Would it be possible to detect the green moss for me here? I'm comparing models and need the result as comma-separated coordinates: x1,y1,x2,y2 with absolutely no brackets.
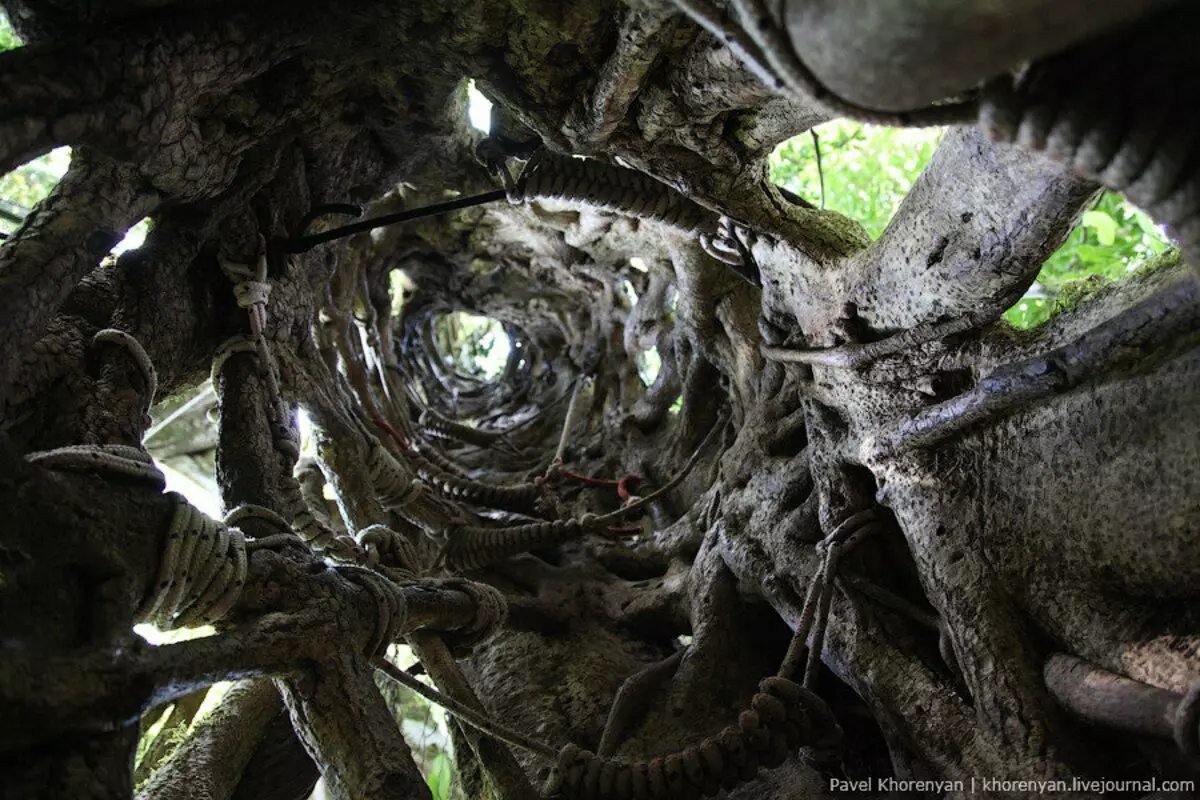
1004,192,1174,328
1126,247,1184,278
1055,274,1112,314
1003,274,1117,332
1004,248,1184,331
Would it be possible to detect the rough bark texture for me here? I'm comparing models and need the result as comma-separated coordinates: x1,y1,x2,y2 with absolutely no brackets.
1,2,1198,799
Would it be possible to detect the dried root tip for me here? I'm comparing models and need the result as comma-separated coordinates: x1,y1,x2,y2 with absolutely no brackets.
92,328,157,413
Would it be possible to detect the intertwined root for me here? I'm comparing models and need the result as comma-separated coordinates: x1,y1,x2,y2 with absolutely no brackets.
979,7,1200,269
546,676,842,799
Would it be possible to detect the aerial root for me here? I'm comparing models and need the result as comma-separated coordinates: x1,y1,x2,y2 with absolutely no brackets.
1044,653,1200,764
138,494,249,630
545,677,841,799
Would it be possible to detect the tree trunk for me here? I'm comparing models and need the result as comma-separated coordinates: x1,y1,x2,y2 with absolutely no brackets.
1,1,1197,799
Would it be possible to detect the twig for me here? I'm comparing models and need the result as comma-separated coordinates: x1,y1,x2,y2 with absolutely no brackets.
373,657,558,761
550,376,589,469
812,129,825,210
557,470,620,488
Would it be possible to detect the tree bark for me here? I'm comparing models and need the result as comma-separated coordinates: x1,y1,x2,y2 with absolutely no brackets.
1,1,1197,798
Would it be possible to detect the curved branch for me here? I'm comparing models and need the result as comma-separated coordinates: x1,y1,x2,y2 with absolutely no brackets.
0,152,159,404
1044,653,1199,756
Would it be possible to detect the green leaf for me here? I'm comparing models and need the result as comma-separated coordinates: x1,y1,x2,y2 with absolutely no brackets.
0,10,20,51
428,753,453,800
1082,210,1117,247
1003,297,1054,330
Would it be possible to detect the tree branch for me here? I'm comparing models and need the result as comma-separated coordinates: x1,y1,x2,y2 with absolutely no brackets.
564,1,679,150
854,127,1097,334
0,151,159,406
136,679,282,800
278,657,432,800
0,2,315,175
864,271,1200,459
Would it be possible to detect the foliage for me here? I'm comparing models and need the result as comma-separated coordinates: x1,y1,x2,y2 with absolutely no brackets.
769,122,1176,329
0,8,18,51
434,311,510,380
2,9,74,237
427,753,457,800
637,346,662,387
134,709,172,769
770,120,945,238
1004,191,1172,328
0,148,70,236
